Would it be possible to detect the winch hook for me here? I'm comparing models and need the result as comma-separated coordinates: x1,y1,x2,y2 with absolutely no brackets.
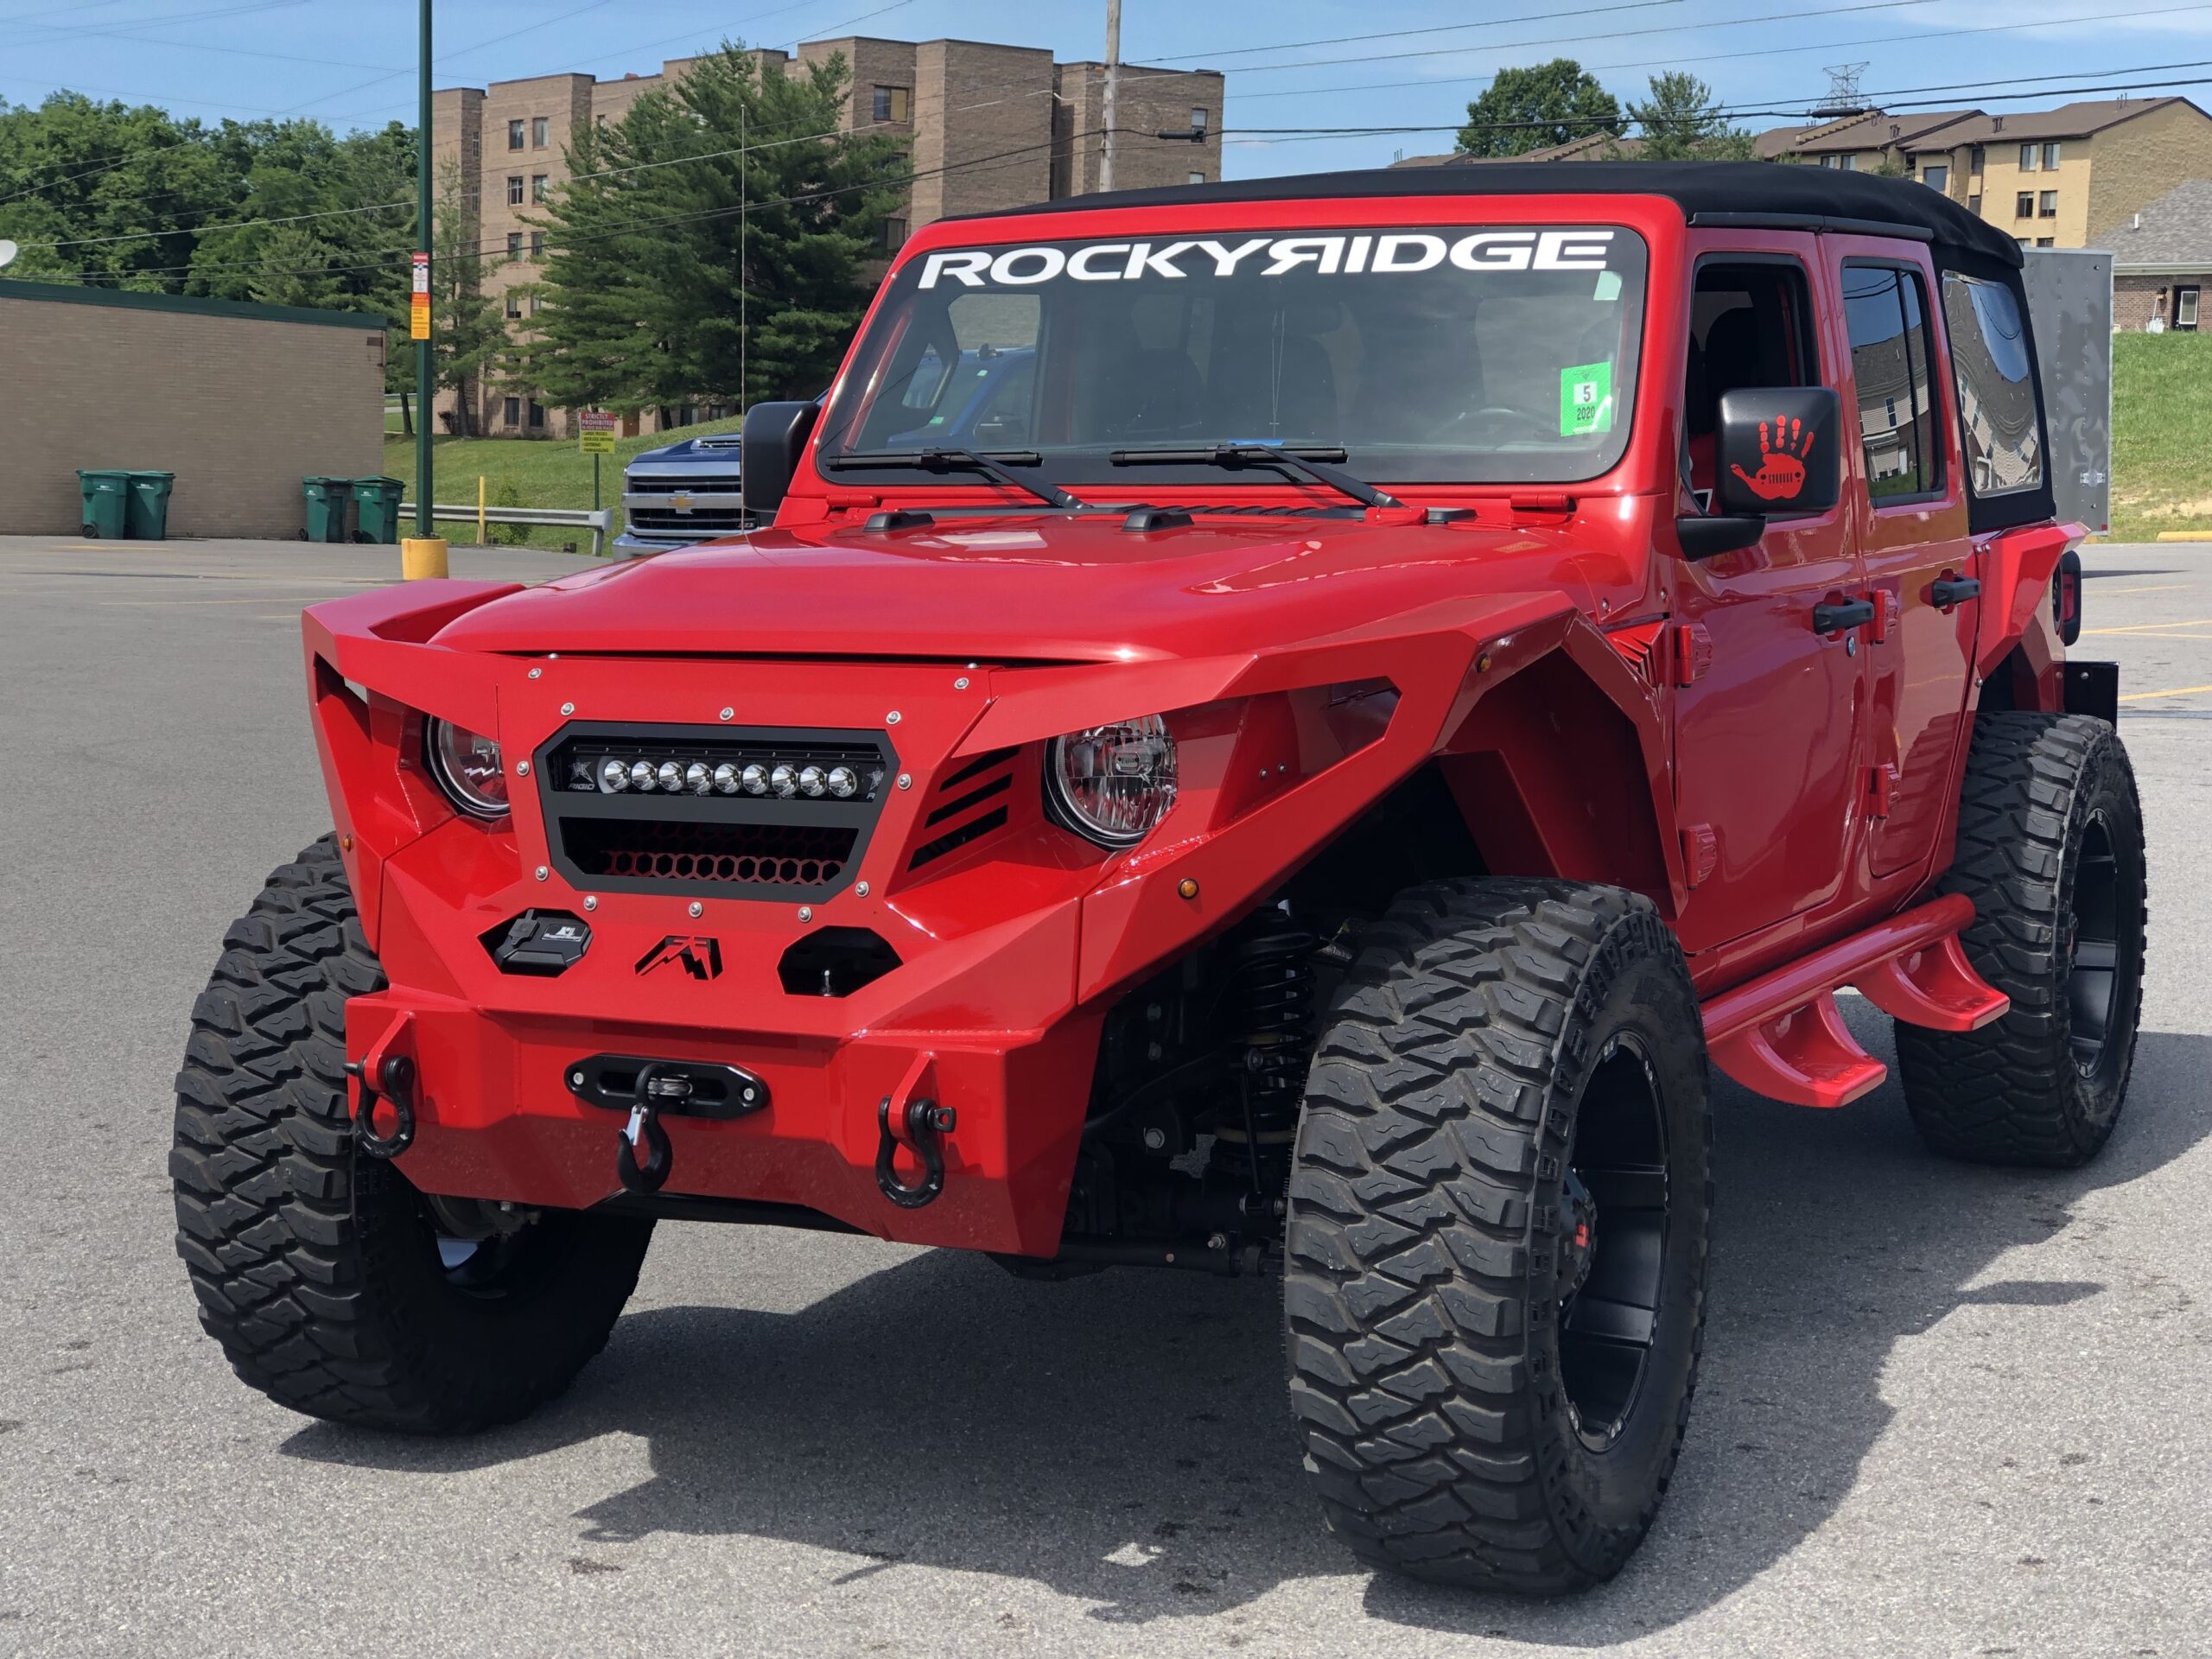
615,1065,683,1195
875,1096,956,1209
346,1052,416,1160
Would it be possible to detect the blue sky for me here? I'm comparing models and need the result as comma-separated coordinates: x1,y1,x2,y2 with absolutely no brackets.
1,0,2202,176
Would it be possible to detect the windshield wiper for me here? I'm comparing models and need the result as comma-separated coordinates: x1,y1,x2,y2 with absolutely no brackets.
1108,444,1402,510
826,448,1080,511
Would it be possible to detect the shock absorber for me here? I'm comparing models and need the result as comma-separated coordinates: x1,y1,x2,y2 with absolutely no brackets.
1219,914,1318,1181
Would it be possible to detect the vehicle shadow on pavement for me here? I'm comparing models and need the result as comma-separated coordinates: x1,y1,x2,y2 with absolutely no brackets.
283,1017,2212,1634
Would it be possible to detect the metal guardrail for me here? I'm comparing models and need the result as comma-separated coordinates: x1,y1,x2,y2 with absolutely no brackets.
398,503,613,560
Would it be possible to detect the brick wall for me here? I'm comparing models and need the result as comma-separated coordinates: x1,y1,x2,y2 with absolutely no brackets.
912,41,1056,222
1053,63,1224,195
2114,272,2211,331
2087,102,2212,240
0,285,385,537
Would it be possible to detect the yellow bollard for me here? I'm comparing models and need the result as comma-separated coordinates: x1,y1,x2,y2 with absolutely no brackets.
477,474,486,545
401,537,449,580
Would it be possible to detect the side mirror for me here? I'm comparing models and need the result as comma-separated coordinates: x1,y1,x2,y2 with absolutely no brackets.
1713,386,1841,518
740,400,820,521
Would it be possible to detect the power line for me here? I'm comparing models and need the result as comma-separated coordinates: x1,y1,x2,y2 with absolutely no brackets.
1221,1,2212,105
1147,0,1688,63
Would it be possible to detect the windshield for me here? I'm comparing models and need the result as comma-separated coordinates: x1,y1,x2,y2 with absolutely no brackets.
817,225,1648,488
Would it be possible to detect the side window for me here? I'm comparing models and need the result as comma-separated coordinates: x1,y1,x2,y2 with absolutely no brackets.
1940,273,2044,496
1842,264,1942,501
1682,260,1819,500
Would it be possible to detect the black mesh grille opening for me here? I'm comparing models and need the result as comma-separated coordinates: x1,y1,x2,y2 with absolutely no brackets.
627,509,749,532
563,817,857,888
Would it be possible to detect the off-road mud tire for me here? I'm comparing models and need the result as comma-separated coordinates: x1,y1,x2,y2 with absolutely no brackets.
171,835,654,1432
1284,879,1712,1593
1896,713,2147,1167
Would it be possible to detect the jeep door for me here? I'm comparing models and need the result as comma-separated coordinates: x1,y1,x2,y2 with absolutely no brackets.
1669,240,1870,954
1829,242,1977,879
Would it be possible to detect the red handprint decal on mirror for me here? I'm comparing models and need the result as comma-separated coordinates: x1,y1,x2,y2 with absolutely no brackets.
1730,416,1815,502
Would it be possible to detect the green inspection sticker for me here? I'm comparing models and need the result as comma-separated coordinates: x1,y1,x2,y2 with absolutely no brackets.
1560,361,1614,437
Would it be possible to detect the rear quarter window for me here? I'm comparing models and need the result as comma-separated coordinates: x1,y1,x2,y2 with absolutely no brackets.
1941,273,2044,496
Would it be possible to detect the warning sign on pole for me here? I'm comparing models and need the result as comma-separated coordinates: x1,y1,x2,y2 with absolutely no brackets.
578,410,618,454
410,251,430,341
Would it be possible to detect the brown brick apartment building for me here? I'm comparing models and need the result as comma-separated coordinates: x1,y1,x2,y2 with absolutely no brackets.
430,37,1224,438
1753,99,2212,253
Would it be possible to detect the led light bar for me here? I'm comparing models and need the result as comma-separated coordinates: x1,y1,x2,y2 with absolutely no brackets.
558,741,885,802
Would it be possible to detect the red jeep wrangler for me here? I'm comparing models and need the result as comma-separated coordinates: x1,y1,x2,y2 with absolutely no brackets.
175,162,2145,1593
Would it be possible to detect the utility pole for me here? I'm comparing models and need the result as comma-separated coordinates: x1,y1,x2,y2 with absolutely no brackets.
404,0,447,575
1099,0,1121,193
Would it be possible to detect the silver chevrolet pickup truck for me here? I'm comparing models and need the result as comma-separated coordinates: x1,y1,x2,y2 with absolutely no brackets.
613,431,747,555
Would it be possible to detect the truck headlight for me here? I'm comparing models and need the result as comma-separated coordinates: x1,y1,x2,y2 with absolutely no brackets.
1046,715,1178,848
424,717,510,819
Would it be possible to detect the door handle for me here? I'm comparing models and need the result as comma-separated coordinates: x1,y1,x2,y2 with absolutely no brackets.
1812,597,1876,634
1929,575,1981,609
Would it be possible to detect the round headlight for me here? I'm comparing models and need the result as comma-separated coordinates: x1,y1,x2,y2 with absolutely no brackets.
425,718,509,819
741,763,768,795
600,757,630,792
770,763,798,798
684,761,713,795
713,762,741,795
1046,715,1177,848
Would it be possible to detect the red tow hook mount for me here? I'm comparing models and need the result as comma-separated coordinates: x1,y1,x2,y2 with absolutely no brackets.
875,1052,954,1210
346,1013,417,1160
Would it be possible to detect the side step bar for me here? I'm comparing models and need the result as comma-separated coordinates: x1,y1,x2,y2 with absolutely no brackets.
1701,895,2008,1109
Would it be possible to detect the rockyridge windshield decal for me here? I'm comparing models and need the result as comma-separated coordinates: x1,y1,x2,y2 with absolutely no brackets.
916,230,1619,289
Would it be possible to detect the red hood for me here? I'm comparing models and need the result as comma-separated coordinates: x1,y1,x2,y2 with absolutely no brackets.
431,513,1606,662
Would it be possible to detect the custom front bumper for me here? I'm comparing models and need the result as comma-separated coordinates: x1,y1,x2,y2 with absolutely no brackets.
303,578,1583,1255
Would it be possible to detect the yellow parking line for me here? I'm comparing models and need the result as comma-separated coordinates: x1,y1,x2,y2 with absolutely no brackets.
2118,682,2212,703
2094,584,2195,595
2082,629,2212,640
2083,617,2212,634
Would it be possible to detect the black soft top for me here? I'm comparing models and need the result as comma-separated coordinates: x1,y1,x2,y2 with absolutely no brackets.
962,159,2021,269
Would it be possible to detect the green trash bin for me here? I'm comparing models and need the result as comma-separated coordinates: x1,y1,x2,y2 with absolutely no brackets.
124,470,175,541
77,469,130,539
350,476,405,544
301,476,354,543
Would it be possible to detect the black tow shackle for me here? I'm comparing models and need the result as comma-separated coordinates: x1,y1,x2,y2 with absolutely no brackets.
876,1096,957,1210
346,1052,416,1160
615,1065,686,1195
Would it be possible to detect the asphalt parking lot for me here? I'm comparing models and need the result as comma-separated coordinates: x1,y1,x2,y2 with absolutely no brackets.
2,532,2208,1659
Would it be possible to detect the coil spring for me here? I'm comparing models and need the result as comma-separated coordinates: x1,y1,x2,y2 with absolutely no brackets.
1233,920,1317,1134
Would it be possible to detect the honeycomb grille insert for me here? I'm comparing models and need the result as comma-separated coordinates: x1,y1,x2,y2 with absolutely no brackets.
535,721,893,900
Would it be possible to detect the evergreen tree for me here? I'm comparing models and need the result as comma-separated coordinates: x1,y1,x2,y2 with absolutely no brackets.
426,158,505,435
1457,60,1621,157
530,43,906,412
1625,73,1757,162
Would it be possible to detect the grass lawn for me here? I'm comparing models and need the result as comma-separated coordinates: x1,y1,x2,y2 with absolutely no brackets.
2110,331,2212,539
380,415,743,550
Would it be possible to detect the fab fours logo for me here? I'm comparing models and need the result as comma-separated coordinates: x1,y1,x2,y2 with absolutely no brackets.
636,935,723,981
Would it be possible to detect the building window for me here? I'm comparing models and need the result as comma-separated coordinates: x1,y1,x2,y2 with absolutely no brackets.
871,85,911,123
2039,190,2057,219
503,396,521,427
1187,171,1205,184
506,175,524,206
506,231,523,259
505,289,522,319
2179,287,2202,329
2018,143,2037,171
507,119,524,149
2043,141,2061,169
879,217,908,251
1969,144,1985,172
1839,153,1857,171
531,174,550,203
1191,107,1208,132
531,230,545,257
1923,164,1948,192
2035,237,2055,248
1968,194,1982,215
528,400,547,429
2015,192,2034,219
532,115,550,148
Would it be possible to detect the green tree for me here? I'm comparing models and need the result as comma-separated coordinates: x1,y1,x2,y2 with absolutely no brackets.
1624,73,1757,162
529,42,906,413
1456,60,1621,157
426,157,505,435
